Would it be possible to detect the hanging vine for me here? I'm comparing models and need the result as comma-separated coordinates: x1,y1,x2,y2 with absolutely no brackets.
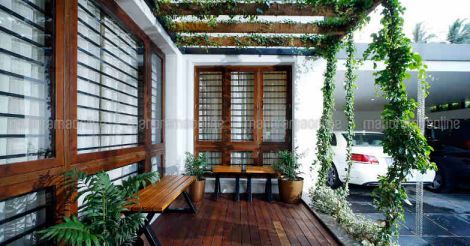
342,33,358,194
364,0,435,243
314,40,340,186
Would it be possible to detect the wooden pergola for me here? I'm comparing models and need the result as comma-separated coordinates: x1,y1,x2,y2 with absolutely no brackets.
152,0,382,55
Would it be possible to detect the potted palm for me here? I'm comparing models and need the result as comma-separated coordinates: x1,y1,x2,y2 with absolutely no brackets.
40,169,159,245
184,152,208,202
273,149,303,204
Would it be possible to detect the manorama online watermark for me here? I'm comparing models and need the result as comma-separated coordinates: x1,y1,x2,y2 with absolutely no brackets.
3,117,463,132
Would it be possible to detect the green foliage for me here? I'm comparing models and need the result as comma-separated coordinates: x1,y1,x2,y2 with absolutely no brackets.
310,186,384,245
184,152,208,181
364,0,435,243
412,22,436,43
342,33,358,193
41,170,159,246
447,18,470,44
273,149,303,181
314,41,340,186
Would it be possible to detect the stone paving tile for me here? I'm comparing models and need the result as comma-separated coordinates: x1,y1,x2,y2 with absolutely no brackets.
398,235,429,246
347,186,470,244
422,236,470,246
426,214,470,236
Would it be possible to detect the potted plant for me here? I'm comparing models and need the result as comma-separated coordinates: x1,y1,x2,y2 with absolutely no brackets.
40,169,159,245
273,149,303,204
184,152,208,202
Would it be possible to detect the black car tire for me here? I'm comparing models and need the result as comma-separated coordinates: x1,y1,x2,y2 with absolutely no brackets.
327,165,342,189
429,168,454,193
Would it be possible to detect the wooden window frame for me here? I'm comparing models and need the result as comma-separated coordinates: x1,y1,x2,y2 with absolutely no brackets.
194,66,292,166
0,0,166,220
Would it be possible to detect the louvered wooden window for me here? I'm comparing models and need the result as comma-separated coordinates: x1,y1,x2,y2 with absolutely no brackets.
0,0,54,164
195,66,291,166
76,0,143,154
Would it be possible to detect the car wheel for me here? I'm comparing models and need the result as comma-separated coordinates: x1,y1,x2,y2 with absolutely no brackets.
429,168,453,193
327,165,342,189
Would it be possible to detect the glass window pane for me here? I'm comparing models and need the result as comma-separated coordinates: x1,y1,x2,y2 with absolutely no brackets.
230,151,253,166
0,189,52,245
263,71,288,142
198,72,222,141
0,0,54,165
151,155,161,173
76,0,144,154
231,72,254,141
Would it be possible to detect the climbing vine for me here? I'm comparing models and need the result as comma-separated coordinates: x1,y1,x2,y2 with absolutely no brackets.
314,40,340,186
342,33,358,194
364,0,435,243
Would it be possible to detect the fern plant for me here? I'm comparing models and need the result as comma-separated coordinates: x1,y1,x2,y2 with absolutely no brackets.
273,149,302,181
184,152,208,181
41,169,159,246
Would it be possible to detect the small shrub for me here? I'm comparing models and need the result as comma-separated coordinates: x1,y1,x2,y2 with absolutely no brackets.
184,152,208,181
273,149,302,181
310,186,386,246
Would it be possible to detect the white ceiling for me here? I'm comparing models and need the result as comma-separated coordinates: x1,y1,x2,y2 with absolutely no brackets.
334,70,470,111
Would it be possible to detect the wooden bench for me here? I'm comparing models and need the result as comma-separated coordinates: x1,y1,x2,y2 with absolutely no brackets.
212,165,242,201
211,165,277,202
127,175,197,246
246,166,277,202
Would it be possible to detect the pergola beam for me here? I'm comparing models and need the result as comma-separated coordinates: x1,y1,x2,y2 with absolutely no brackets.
157,2,336,17
171,22,348,35
176,35,330,48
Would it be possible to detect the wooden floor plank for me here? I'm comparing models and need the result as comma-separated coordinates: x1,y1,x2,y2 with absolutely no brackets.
241,200,252,245
248,201,262,246
299,203,337,246
270,201,301,246
152,195,339,246
221,197,234,246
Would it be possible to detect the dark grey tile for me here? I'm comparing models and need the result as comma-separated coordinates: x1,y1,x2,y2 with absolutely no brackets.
398,236,429,246
426,214,470,236
459,214,470,223
403,212,453,236
423,236,470,246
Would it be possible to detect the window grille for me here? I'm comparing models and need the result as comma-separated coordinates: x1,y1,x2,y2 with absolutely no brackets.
263,71,287,142
151,54,162,144
0,0,54,164
198,72,223,141
77,0,143,154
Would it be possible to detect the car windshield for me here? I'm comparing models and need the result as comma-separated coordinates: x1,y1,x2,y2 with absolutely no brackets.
342,133,384,146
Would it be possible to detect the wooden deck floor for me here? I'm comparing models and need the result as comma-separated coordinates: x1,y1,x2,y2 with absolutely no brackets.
151,195,340,246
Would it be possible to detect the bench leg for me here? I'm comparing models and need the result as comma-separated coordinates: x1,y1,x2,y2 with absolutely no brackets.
266,177,273,202
140,213,161,246
235,176,240,202
182,191,197,213
214,176,220,200
164,191,197,213
247,176,252,202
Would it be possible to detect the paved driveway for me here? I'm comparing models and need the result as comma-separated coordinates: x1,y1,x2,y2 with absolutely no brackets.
347,185,470,245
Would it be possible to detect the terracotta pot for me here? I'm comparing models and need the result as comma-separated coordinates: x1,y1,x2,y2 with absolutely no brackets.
189,179,206,202
278,177,304,204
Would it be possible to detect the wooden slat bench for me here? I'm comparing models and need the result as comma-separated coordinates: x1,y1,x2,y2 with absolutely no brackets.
211,165,278,202
127,175,197,246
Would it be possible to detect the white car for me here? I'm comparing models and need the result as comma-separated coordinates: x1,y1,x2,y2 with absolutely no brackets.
327,131,435,188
